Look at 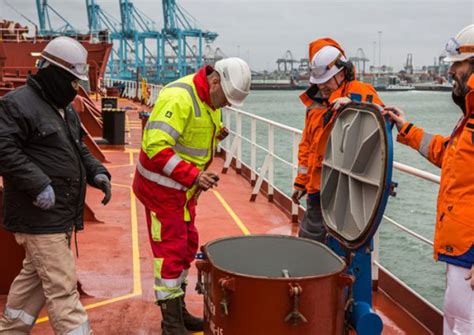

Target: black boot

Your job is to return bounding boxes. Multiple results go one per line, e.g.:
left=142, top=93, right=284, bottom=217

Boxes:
left=181, top=283, right=204, bottom=331
left=158, top=297, right=187, bottom=335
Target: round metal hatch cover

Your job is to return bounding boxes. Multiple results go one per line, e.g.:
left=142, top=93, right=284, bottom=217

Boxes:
left=320, top=102, right=389, bottom=248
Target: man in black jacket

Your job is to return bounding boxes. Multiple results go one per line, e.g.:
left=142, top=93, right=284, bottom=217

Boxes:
left=0, top=36, right=111, bottom=335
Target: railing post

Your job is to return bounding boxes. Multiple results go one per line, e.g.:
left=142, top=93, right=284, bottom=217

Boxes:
left=236, top=113, right=242, bottom=174
left=291, top=132, right=300, bottom=223
left=225, top=110, right=231, bottom=153
left=268, top=125, right=274, bottom=202
left=222, top=110, right=238, bottom=174
left=250, top=118, right=257, bottom=186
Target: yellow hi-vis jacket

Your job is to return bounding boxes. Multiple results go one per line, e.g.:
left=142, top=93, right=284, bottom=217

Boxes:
left=133, top=74, right=222, bottom=219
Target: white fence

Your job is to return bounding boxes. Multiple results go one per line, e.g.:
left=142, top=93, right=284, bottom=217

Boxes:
left=102, top=78, right=162, bottom=107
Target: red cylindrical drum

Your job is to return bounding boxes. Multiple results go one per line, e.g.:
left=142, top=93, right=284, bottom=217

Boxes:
left=196, top=235, right=353, bottom=335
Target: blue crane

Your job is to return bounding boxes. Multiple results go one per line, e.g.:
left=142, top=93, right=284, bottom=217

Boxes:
left=85, top=0, right=123, bottom=76
left=160, top=0, right=218, bottom=81
left=86, top=0, right=219, bottom=83
left=35, top=0, right=77, bottom=35
left=86, top=0, right=162, bottom=80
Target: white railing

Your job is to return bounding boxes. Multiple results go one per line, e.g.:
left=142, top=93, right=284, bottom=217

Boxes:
left=102, top=78, right=162, bottom=107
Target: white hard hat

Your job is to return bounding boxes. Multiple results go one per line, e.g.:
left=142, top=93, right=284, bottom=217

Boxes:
left=444, top=24, right=474, bottom=63
left=215, top=57, right=251, bottom=107
left=41, top=36, right=89, bottom=81
left=309, top=46, right=346, bottom=84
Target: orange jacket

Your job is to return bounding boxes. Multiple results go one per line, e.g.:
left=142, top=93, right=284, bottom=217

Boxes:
left=397, top=74, right=474, bottom=260
left=295, top=80, right=383, bottom=194
left=294, top=104, right=326, bottom=190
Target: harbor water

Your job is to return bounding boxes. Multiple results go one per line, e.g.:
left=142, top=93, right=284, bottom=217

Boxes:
left=227, top=90, right=460, bottom=310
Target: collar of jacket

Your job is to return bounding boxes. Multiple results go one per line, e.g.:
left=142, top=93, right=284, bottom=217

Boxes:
left=193, top=65, right=215, bottom=109
left=467, top=73, right=474, bottom=91
left=299, top=84, right=329, bottom=108
left=26, top=75, right=71, bottom=113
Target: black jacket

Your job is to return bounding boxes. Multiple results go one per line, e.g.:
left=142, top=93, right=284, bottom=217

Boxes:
left=0, top=76, right=110, bottom=234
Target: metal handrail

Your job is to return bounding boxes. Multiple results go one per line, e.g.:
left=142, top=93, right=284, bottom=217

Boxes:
left=102, top=78, right=162, bottom=106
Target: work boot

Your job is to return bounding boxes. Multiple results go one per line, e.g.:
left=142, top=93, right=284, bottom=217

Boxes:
left=181, top=283, right=204, bottom=331
left=158, top=297, right=187, bottom=335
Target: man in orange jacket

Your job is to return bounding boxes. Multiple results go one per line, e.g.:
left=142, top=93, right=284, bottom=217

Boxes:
left=292, top=38, right=383, bottom=242
left=384, top=24, right=474, bottom=335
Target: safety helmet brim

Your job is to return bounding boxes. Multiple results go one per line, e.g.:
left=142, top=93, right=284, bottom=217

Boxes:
left=309, top=66, right=343, bottom=84
left=443, top=53, right=474, bottom=63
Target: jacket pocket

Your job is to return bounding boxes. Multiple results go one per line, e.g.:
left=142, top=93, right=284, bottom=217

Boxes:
left=35, top=123, right=61, bottom=146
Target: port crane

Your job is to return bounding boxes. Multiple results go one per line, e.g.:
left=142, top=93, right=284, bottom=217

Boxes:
left=37, top=0, right=219, bottom=83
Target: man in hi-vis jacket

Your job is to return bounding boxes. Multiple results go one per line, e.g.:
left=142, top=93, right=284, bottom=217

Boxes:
left=133, top=58, right=251, bottom=334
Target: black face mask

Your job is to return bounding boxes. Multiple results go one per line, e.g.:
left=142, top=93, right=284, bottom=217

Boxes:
left=33, top=65, right=78, bottom=109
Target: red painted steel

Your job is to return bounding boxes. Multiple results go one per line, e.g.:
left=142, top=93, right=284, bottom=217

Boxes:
left=198, top=236, right=353, bottom=335
left=74, top=89, right=103, bottom=138
left=0, top=20, right=112, bottom=93
left=82, top=132, right=108, bottom=163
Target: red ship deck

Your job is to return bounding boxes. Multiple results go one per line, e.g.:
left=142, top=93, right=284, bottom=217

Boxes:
left=0, top=99, right=437, bottom=334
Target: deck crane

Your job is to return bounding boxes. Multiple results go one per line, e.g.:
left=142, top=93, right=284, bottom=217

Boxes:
left=35, top=0, right=77, bottom=36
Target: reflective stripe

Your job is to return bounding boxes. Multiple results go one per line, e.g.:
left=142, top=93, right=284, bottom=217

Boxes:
left=145, top=121, right=180, bottom=141
left=154, top=287, right=183, bottom=301
left=4, top=307, right=36, bottom=326
left=174, top=143, right=209, bottom=157
left=167, top=82, right=202, bottom=117
left=150, top=212, right=161, bottom=241
left=298, top=166, right=308, bottom=174
left=136, top=161, right=187, bottom=191
left=419, top=133, right=434, bottom=158
left=66, top=320, right=91, bottom=335
left=163, top=154, right=183, bottom=176
left=154, top=277, right=185, bottom=300
left=154, top=277, right=184, bottom=289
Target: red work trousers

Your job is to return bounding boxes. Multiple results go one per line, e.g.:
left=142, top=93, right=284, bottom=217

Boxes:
left=145, top=198, right=198, bottom=301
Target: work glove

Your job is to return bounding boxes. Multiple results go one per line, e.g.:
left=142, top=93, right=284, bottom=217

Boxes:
left=195, top=171, right=219, bottom=191
left=94, top=174, right=112, bottom=205
left=216, top=127, right=230, bottom=141
left=291, top=188, right=306, bottom=205
left=332, top=97, right=351, bottom=111
left=33, top=185, right=55, bottom=210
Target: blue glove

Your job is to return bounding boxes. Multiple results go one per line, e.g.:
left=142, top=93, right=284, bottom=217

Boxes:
left=94, top=174, right=112, bottom=205
left=33, top=185, right=55, bottom=210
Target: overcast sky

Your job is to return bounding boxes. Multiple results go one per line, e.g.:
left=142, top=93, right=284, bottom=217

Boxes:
left=2, top=0, right=473, bottom=71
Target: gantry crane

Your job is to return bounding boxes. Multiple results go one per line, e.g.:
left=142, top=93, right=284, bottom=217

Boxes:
left=37, top=0, right=219, bottom=83
left=36, top=0, right=76, bottom=35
